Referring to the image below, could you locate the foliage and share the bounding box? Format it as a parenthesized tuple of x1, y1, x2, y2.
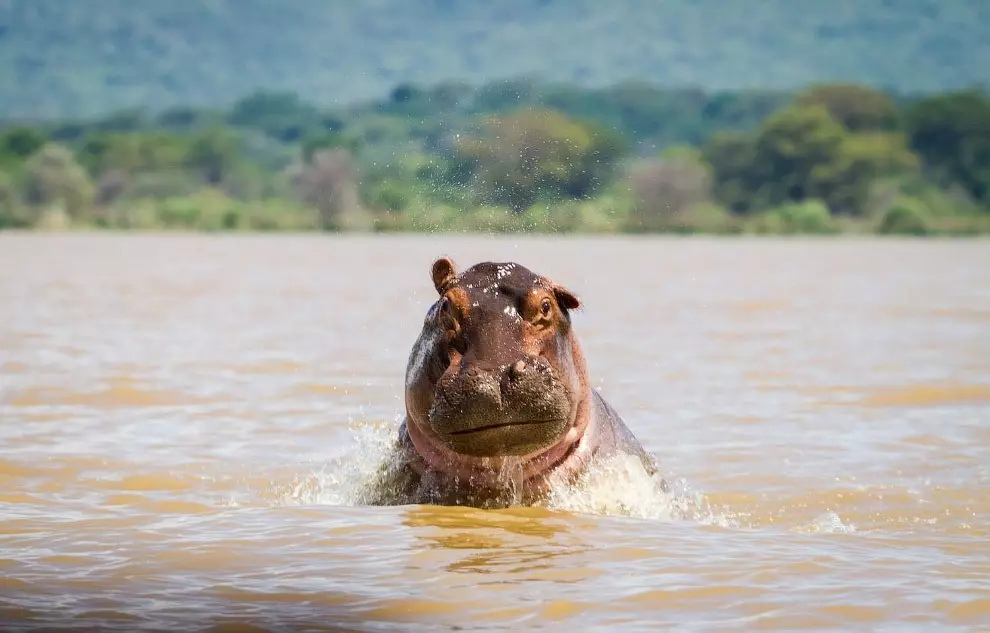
(77, 132, 194, 176)
(704, 105, 919, 215)
(21, 144, 94, 219)
(96, 190, 317, 232)
(301, 133, 360, 162)
(749, 200, 838, 235)
(903, 91, 990, 207)
(536, 83, 789, 147)
(0, 171, 29, 228)
(367, 181, 411, 214)
(876, 198, 931, 236)
(453, 109, 625, 212)
(795, 84, 899, 132)
(184, 128, 239, 185)
(699, 132, 757, 214)
(752, 106, 847, 212)
(1, 127, 47, 166)
(118, 170, 203, 201)
(0, 76, 987, 236)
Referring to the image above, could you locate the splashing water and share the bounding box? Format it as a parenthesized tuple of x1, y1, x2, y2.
(267, 417, 401, 508)
(495, 455, 526, 506)
(267, 417, 739, 528)
(800, 511, 858, 535)
(544, 452, 740, 528)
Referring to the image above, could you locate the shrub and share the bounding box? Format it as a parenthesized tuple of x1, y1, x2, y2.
(876, 198, 930, 236)
(22, 143, 95, 219)
(750, 199, 838, 235)
(368, 180, 410, 213)
(0, 172, 30, 229)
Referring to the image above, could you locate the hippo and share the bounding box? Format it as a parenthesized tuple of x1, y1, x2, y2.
(364, 257, 660, 508)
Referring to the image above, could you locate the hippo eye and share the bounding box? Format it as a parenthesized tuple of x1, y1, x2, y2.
(540, 298, 553, 317)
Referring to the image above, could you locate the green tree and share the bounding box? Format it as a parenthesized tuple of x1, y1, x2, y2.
(903, 90, 990, 207)
(77, 132, 192, 176)
(876, 198, 930, 235)
(826, 132, 920, 214)
(705, 105, 918, 215)
(227, 90, 328, 142)
(755, 199, 837, 234)
(229, 91, 315, 126)
(701, 131, 759, 213)
(1, 127, 48, 162)
(22, 144, 95, 218)
(301, 132, 360, 162)
(795, 83, 899, 132)
(48, 122, 88, 143)
(0, 171, 27, 228)
(751, 105, 848, 208)
(454, 108, 626, 212)
(185, 128, 239, 185)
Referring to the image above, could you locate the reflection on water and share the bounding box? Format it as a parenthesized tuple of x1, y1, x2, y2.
(401, 505, 593, 577)
(1, 234, 989, 631)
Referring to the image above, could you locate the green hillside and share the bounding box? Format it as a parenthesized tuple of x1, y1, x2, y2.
(1, 0, 988, 119)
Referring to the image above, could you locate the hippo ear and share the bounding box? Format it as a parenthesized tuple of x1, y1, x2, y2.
(553, 285, 581, 311)
(431, 257, 457, 295)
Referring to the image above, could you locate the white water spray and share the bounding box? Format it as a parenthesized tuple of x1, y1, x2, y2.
(268, 417, 738, 527)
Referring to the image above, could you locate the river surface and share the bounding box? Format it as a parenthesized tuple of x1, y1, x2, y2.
(1, 233, 989, 632)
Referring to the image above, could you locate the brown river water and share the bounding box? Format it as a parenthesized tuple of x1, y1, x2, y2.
(1, 233, 989, 632)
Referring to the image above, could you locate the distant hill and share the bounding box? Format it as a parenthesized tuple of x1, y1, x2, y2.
(1, 0, 988, 119)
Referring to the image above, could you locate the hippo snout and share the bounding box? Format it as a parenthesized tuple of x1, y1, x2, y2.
(428, 356, 572, 457)
(500, 356, 557, 399)
(460, 364, 503, 406)
(451, 356, 553, 402)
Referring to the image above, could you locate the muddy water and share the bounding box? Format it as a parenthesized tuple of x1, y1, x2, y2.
(1, 233, 989, 632)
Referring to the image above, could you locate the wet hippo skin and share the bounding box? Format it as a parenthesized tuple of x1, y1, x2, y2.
(366, 257, 659, 508)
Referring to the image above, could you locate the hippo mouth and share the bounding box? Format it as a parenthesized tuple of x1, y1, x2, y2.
(433, 416, 571, 457)
(426, 356, 575, 457)
(446, 419, 564, 436)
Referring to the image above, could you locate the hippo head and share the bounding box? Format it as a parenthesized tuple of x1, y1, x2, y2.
(404, 257, 585, 458)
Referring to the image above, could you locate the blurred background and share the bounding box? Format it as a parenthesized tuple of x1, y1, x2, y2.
(0, 0, 988, 235)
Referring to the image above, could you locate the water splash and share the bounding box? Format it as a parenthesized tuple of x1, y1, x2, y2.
(544, 452, 739, 528)
(268, 417, 400, 507)
(798, 510, 858, 535)
(267, 418, 738, 527)
(496, 455, 526, 506)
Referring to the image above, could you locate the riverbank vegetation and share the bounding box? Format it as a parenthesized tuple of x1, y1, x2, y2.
(2, 79, 988, 236)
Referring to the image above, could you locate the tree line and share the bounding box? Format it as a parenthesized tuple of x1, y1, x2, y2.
(1, 79, 988, 235)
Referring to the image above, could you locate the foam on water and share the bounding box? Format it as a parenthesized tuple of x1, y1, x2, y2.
(269, 418, 740, 528)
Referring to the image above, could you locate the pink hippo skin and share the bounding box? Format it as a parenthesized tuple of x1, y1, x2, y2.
(366, 257, 660, 508)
